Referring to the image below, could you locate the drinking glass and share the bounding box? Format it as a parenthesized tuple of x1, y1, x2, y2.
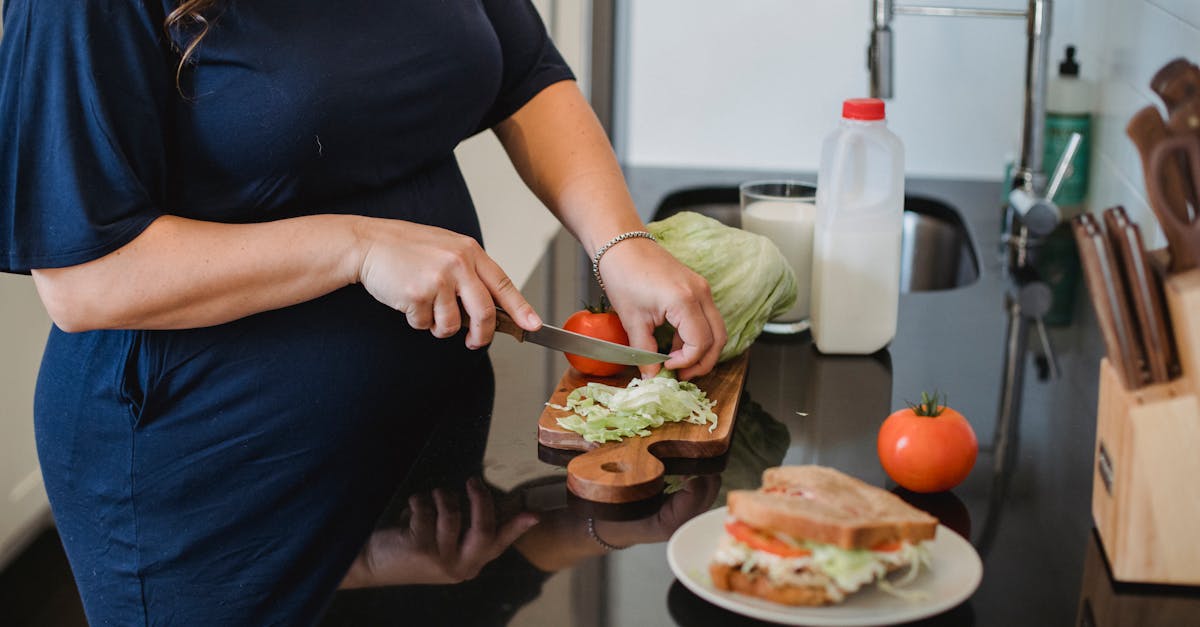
(739, 180, 817, 335)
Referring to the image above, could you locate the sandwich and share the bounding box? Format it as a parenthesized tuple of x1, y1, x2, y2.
(709, 465, 938, 606)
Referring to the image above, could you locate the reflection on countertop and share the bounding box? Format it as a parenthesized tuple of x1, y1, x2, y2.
(320, 167, 1200, 627)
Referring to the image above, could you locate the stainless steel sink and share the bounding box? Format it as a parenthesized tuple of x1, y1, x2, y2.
(651, 186, 979, 292)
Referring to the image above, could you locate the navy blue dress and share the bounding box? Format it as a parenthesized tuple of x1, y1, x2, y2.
(0, 0, 572, 623)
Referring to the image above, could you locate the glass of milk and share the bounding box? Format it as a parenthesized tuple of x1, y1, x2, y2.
(738, 180, 817, 335)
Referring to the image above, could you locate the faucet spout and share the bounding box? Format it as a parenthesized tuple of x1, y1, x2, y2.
(1014, 0, 1053, 195)
(869, 0, 895, 99)
(868, 27, 894, 99)
(868, 1, 1058, 268)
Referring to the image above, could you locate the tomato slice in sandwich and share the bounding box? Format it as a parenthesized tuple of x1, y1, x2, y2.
(724, 520, 811, 558)
(872, 540, 903, 552)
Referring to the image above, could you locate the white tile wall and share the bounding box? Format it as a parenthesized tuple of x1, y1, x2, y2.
(1090, 0, 1200, 248)
(618, 0, 1103, 179)
(1149, 0, 1200, 29)
(618, 0, 1199, 248)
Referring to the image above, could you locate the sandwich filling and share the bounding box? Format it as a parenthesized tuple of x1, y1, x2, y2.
(712, 518, 932, 602)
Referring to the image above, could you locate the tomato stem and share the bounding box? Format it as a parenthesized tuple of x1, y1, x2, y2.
(908, 391, 946, 417)
(582, 295, 613, 314)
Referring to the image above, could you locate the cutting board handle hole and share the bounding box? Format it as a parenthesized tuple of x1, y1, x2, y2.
(600, 462, 628, 474)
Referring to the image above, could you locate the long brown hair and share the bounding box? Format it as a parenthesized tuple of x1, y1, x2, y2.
(165, 0, 218, 90)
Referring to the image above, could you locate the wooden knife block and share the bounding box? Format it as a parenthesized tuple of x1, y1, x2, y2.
(1092, 269, 1200, 585)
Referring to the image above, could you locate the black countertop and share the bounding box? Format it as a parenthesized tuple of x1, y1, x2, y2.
(321, 167, 1200, 627)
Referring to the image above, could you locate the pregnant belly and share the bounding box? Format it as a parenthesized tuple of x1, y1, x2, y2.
(137, 285, 481, 422)
(34, 285, 494, 621)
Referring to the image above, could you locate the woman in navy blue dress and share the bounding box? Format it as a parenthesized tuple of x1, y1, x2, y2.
(0, 0, 727, 623)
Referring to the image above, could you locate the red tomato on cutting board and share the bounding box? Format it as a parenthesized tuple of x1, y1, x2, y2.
(877, 392, 978, 493)
(562, 308, 630, 377)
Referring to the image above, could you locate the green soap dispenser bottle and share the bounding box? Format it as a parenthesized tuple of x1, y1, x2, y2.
(1045, 45, 1093, 215)
(1037, 45, 1094, 327)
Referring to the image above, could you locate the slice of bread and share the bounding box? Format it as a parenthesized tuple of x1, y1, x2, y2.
(709, 563, 838, 606)
(726, 465, 938, 549)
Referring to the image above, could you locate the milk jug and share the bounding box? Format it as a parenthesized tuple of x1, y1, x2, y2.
(810, 98, 905, 354)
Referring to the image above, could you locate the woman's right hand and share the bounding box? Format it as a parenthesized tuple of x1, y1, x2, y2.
(354, 219, 542, 348)
(340, 478, 540, 588)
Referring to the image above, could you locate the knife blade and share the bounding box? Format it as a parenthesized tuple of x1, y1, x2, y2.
(493, 308, 669, 366)
(1103, 206, 1176, 384)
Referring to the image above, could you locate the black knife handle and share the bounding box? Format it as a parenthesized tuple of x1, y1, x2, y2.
(494, 307, 526, 342)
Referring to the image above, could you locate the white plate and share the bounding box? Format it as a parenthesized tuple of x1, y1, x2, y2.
(667, 507, 982, 626)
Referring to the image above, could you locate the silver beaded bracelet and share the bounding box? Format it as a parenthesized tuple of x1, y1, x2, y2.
(586, 517, 627, 552)
(590, 230, 657, 292)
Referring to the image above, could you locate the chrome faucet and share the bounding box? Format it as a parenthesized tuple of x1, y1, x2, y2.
(868, 0, 1069, 269)
(871, 3, 1087, 506)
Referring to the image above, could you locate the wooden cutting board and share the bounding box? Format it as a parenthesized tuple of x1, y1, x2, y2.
(537, 352, 750, 503)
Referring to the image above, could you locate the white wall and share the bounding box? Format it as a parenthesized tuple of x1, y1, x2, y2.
(619, 0, 1102, 180)
(1089, 0, 1200, 248)
(618, 0, 1198, 244)
(0, 275, 51, 569)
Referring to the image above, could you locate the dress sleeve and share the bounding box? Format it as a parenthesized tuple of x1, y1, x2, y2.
(474, 0, 577, 133)
(0, 0, 170, 274)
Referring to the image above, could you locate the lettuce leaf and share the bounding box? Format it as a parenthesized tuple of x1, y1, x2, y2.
(647, 211, 797, 362)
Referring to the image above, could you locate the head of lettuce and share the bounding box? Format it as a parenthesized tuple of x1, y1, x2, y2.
(647, 211, 798, 362)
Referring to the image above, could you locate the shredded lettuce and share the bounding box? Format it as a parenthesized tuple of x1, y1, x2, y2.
(806, 540, 933, 597)
(877, 542, 933, 600)
(549, 370, 718, 443)
(807, 543, 888, 593)
(663, 475, 695, 494)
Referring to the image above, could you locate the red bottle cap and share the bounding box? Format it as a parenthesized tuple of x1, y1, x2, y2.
(842, 98, 886, 120)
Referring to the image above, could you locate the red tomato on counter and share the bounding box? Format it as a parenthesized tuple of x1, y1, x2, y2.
(877, 392, 978, 493)
(562, 307, 630, 377)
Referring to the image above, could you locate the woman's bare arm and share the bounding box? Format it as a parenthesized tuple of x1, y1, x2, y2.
(493, 81, 726, 379)
(31, 213, 540, 344)
(33, 215, 359, 332)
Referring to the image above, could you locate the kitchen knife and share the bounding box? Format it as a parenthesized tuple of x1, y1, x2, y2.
(492, 308, 669, 366)
(1148, 134, 1200, 273)
(1102, 206, 1176, 384)
(1127, 106, 1193, 227)
(1167, 97, 1200, 211)
(1073, 213, 1147, 389)
(1150, 58, 1200, 212)
(1150, 58, 1200, 115)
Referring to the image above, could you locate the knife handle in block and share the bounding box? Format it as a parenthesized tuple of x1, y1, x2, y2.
(1103, 207, 1177, 384)
(1073, 214, 1146, 389)
(1147, 135, 1200, 273)
(1127, 107, 1193, 235)
(1151, 58, 1200, 115)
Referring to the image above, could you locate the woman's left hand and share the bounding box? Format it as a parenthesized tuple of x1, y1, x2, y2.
(492, 80, 724, 379)
(590, 474, 722, 550)
(597, 237, 726, 380)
